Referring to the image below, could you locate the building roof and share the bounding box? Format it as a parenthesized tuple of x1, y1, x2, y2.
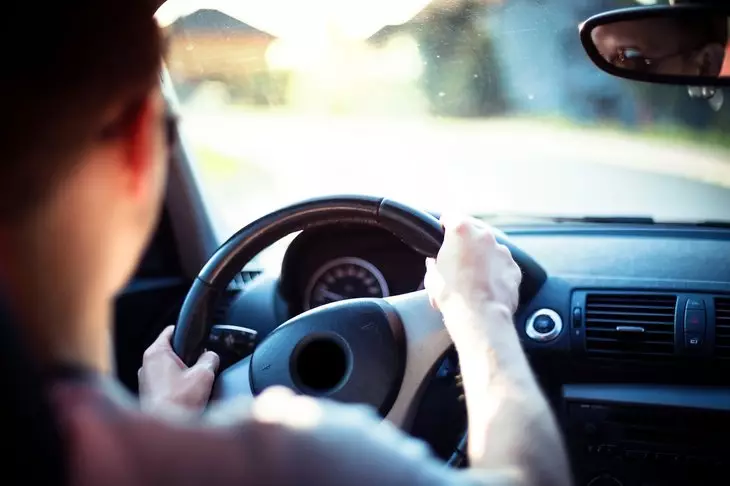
(169, 9, 269, 35)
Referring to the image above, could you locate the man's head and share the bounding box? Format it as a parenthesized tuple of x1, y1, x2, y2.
(0, 1, 167, 302)
(592, 13, 728, 77)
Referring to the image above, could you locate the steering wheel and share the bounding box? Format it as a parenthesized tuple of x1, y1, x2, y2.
(172, 195, 546, 453)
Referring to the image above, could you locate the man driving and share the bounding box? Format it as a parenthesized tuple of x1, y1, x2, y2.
(0, 1, 570, 485)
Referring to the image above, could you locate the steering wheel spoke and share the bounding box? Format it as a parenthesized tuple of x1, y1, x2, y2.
(382, 290, 451, 430)
(212, 290, 451, 432)
(212, 355, 254, 402)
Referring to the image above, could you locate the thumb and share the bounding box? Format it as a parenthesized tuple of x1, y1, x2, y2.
(192, 350, 220, 374)
(424, 258, 442, 310)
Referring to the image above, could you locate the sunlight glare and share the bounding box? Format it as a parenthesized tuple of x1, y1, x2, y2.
(252, 387, 325, 430)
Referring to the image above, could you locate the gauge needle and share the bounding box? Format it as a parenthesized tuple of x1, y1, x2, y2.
(320, 289, 347, 301)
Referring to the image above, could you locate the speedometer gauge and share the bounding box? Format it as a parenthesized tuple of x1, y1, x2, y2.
(304, 257, 389, 310)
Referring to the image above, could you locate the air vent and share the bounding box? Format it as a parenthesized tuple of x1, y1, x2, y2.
(584, 293, 677, 359)
(227, 270, 262, 291)
(241, 270, 261, 284)
(713, 297, 730, 359)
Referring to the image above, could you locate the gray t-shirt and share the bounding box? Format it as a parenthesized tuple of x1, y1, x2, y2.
(50, 376, 517, 486)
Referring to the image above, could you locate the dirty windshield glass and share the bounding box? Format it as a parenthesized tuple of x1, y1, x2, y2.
(157, 0, 730, 241)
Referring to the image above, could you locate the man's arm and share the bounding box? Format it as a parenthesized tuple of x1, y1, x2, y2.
(445, 302, 569, 485)
(425, 215, 570, 486)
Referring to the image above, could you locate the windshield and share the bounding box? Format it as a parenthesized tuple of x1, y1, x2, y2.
(157, 0, 730, 241)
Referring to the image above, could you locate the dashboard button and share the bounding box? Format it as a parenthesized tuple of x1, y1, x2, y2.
(684, 309, 706, 334)
(533, 315, 556, 333)
(572, 306, 582, 328)
(686, 298, 705, 310)
(685, 332, 703, 348)
(525, 309, 563, 342)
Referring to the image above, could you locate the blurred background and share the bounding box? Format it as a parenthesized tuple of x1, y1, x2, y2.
(157, 0, 730, 255)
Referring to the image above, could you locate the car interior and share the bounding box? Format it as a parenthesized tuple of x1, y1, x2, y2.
(4, 2, 730, 486)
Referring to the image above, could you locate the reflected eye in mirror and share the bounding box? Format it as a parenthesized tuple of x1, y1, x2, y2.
(580, 5, 730, 85)
(614, 47, 650, 72)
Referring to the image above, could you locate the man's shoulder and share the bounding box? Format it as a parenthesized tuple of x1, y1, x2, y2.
(48, 378, 268, 485)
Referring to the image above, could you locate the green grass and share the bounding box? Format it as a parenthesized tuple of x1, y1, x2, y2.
(639, 125, 730, 152)
(189, 144, 274, 182)
(188, 143, 279, 207)
(189, 145, 243, 178)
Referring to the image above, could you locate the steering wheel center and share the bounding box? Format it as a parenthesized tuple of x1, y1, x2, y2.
(293, 336, 350, 393)
(249, 299, 406, 415)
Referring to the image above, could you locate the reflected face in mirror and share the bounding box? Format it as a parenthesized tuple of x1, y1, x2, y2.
(591, 15, 728, 77)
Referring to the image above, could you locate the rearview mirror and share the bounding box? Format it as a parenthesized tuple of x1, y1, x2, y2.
(580, 5, 730, 86)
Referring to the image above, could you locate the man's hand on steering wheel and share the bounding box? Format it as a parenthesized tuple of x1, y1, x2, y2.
(138, 325, 220, 419)
(425, 214, 522, 346)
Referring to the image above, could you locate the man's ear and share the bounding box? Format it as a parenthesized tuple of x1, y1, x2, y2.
(118, 93, 163, 198)
(694, 43, 726, 77)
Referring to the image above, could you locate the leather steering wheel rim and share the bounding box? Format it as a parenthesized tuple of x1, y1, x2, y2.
(173, 194, 546, 367)
(172, 195, 446, 366)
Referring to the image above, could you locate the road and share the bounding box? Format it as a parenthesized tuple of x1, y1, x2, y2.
(180, 111, 730, 238)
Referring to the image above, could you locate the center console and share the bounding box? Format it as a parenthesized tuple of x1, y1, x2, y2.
(563, 384, 730, 486)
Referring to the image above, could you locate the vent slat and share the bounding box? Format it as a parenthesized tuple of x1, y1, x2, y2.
(241, 270, 261, 284)
(593, 303, 672, 317)
(586, 337, 673, 346)
(714, 298, 730, 359)
(586, 296, 676, 304)
(585, 328, 674, 336)
(584, 317, 674, 325)
(586, 310, 674, 318)
(586, 349, 674, 358)
(585, 293, 677, 358)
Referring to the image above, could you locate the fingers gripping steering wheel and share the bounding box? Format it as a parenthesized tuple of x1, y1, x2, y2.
(172, 196, 545, 462)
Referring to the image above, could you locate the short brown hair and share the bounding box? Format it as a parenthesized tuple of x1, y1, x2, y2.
(0, 0, 164, 223)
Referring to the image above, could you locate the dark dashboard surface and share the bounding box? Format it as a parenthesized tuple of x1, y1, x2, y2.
(221, 222, 730, 486)
(512, 226, 730, 284)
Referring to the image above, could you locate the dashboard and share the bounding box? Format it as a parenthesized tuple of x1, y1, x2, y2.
(217, 221, 730, 486)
